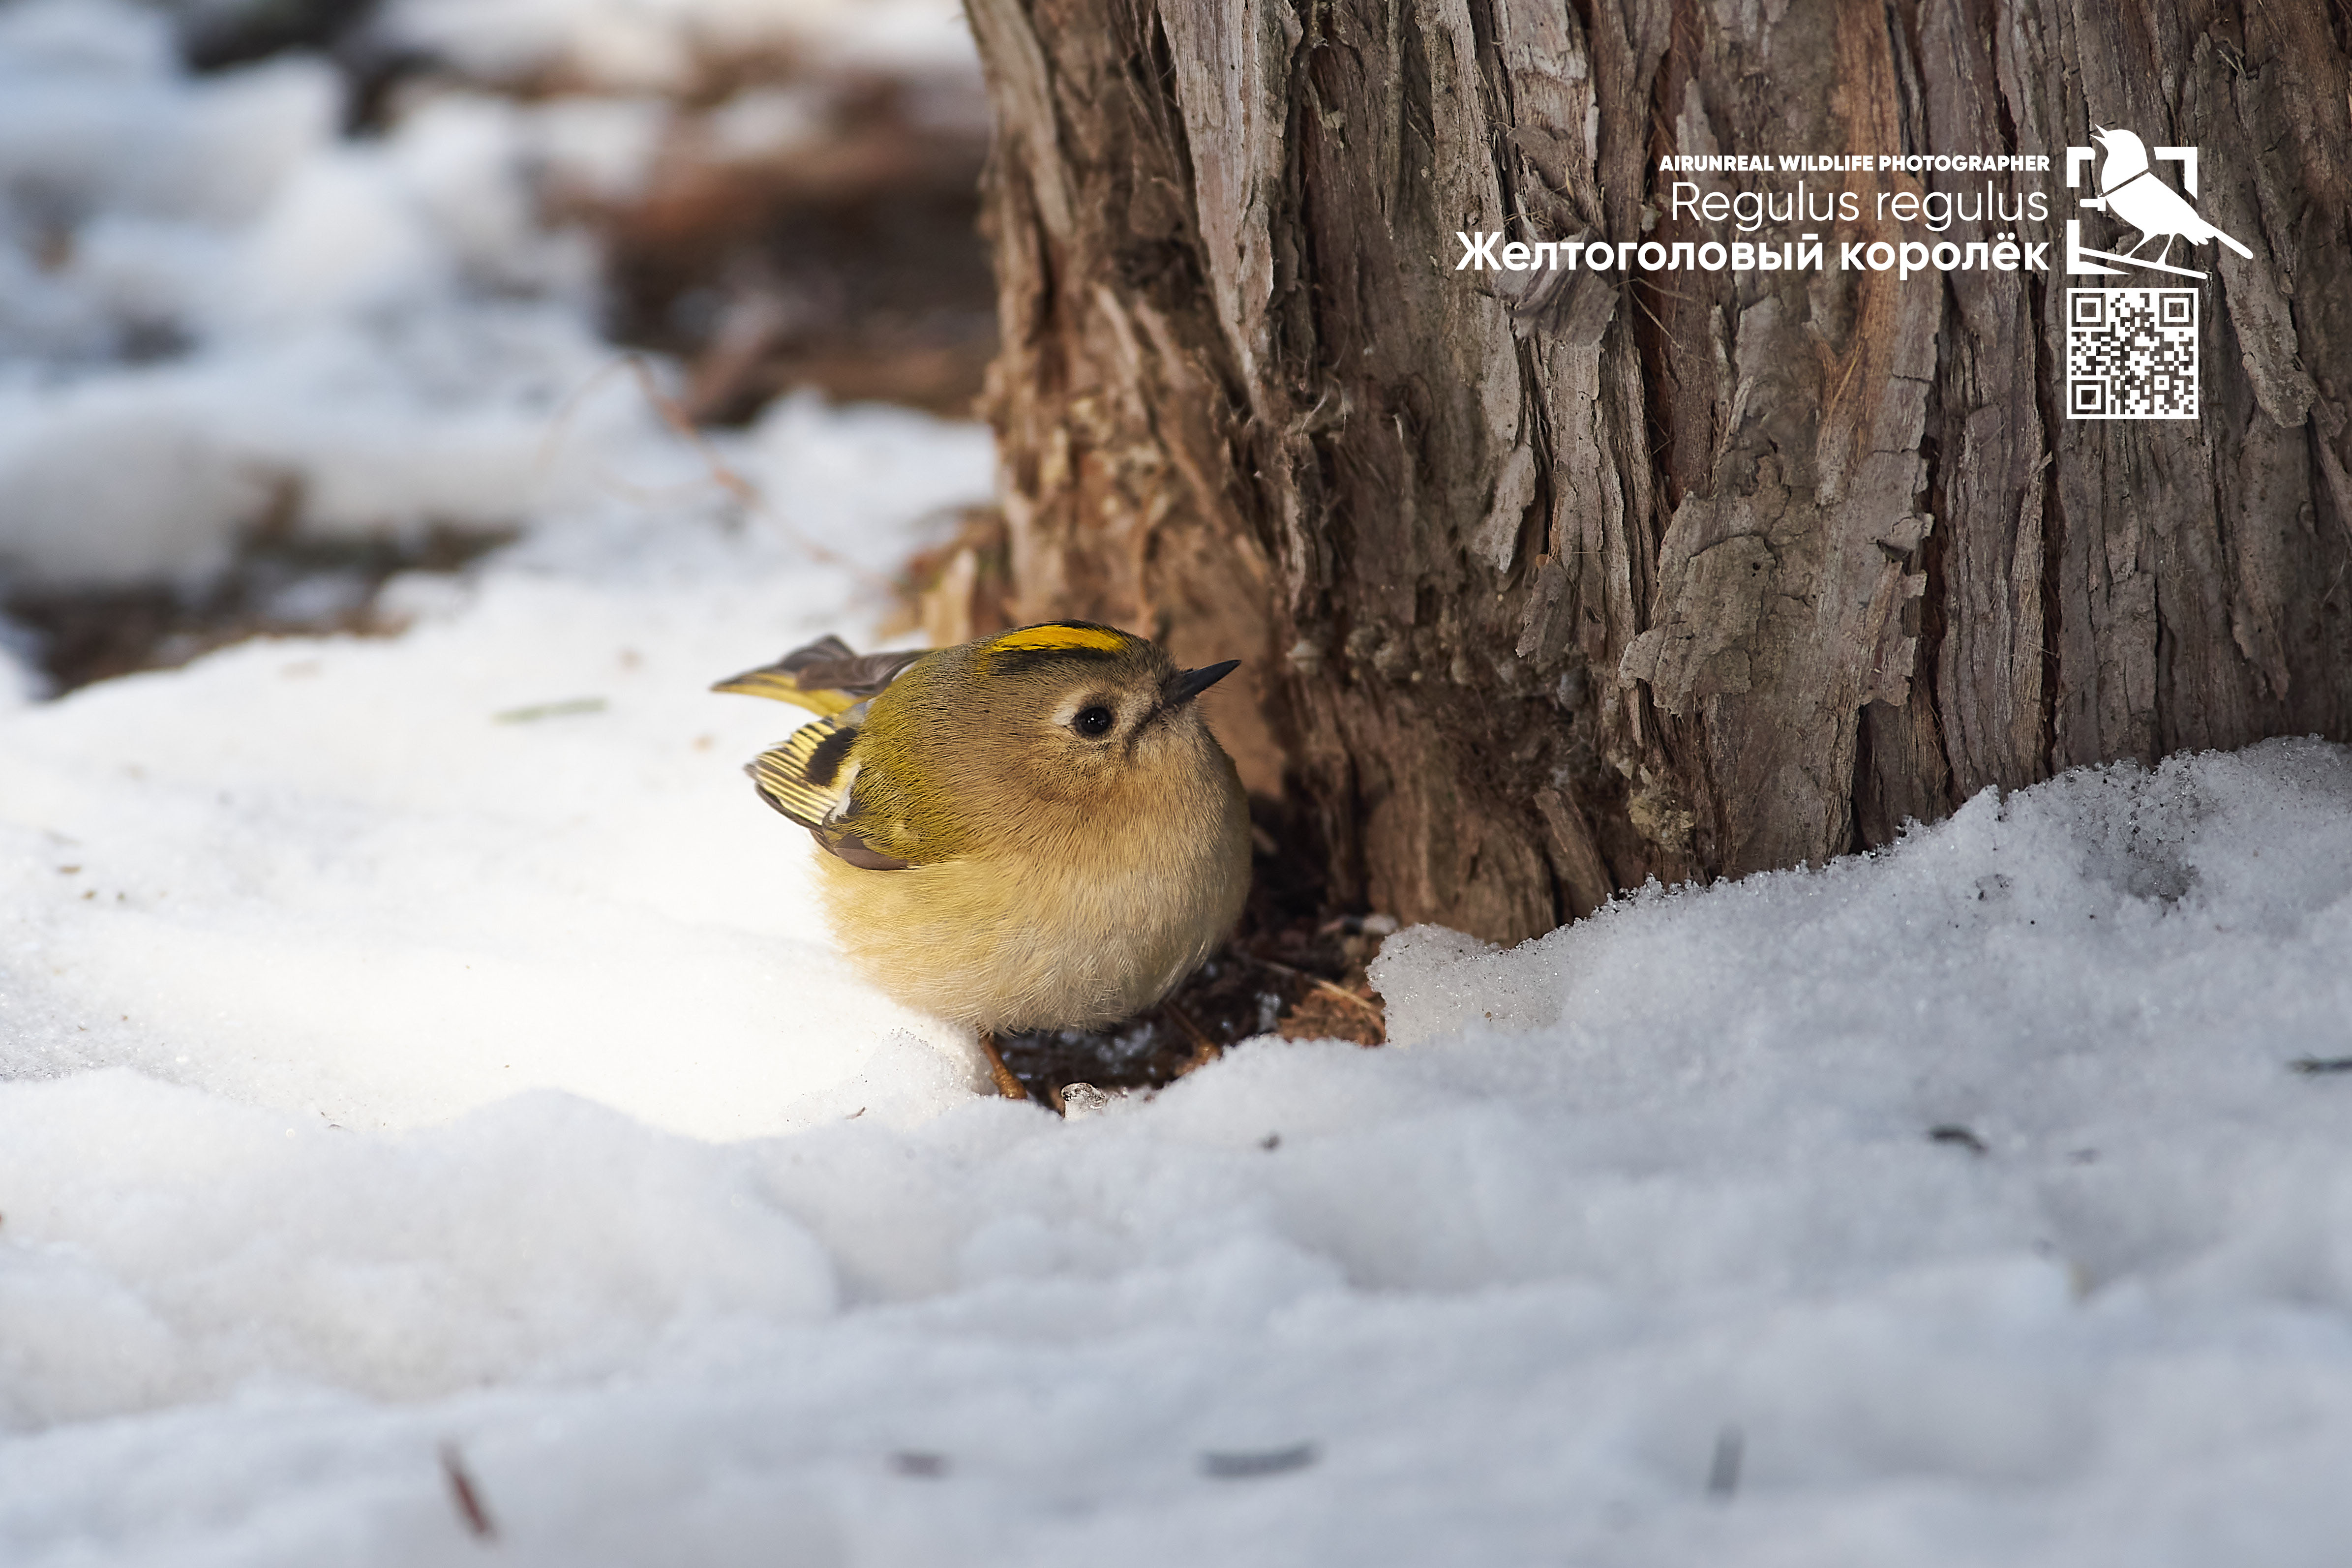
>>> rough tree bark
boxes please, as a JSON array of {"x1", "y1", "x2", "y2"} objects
[{"x1": 959, "y1": 0, "x2": 2352, "y2": 943}]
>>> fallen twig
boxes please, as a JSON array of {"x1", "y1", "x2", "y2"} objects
[
  {"x1": 439, "y1": 1442, "x2": 498, "y2": 1542},
  {"x1": 1706, "y1": 1425, "x2": 1743, "y2": 1499},
  {"x1": 1200, "y1": 1442, "x2": 1318, "y2": 1479}
]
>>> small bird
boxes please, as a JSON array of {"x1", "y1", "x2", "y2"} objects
[
  {"x1": 2084, "y1": 126, "x2": 2252, "y2": 267},
  {"x1": 715, "y1": 622, "x2": 1251, "y2": 1098}
]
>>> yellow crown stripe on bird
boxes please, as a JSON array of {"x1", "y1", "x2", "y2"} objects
[{"x1": 986, "y1": 622, "x2": 1133, "y2": 657}]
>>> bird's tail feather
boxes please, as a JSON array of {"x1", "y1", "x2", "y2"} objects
[{"x1": 713, "y1": 637, "x2": 926, "y2": 715}]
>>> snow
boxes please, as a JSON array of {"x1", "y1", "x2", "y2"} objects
[
  {"x1": 8, "y1": 737, "x2": 2352, "y2": 1562},
  {"x1": 0, "y1": 444, "x2": 995, "y2": 1139},
  {"x1": 378, "y1": 0, "x2": 984, "y2": 92},
  {"x1": 0, "y1": 0, "x2": 646, "y2": 594},
  {"x1": 7, "y1": 3, "x2": 2352, "y2": 1563}
]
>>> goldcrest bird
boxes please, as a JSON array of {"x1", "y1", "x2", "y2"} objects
[{"x1": 714, "y1": 622, "x2": 1251, "y2": 1077}]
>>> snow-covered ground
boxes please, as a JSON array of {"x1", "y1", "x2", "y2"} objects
[{"x1": 7, "y1": 3, "x2": 2352, "y2": 1564}]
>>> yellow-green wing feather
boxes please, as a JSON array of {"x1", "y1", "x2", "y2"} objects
[
  {"x1": 747, "y1": 713, "x2": 858, "y2": 830},
  {"x1": 747, "y1": 712, "x2": 935, "y2": 871},
  {"x1": 730, "y1": 638, "x2": 976, "y2": 872}
]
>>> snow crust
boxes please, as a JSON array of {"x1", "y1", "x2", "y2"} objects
[
  {"x1": 8, "y1": 713, "x2": 2352, "y2": 1563},
  {"x1": 0, "y1": 399, "x2": 998, "y2": 1139},
  {"x1": 6, "y1": 5, "x2": 2352, "y2": 1564}
]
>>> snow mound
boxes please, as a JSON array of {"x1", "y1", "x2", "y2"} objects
[
  {"x1": 5, "y1": 710, "x2": 2351, "y2": 1562},
  {"x1": 1378, "y1": 739, "x2": 2352, "y2": 1064},
  {"x1": 0, "y1": 1076, "x2": 835, "y2": 1427}
]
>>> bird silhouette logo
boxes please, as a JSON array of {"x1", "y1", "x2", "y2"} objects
[{"x1": 2066, "y1": 127, "x2": 2251, "y2": 279}]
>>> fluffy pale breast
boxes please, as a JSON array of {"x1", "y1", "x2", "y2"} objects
[{"x1": 816, "y1": 752, "x2": 1248, "y2": 1032}]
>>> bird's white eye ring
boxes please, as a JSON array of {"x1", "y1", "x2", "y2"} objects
[{"x1": 1073, "y1": 704, "x2": 1115, "y2": 738}]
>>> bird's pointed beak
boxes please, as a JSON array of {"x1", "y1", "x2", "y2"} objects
[{"x1": 1168, "y1": 660, "x2": 1240, "y2": 705}]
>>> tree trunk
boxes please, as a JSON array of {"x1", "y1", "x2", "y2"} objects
[{"x1": 961, "y1": 0, "x2": 2352, "y2": 944}]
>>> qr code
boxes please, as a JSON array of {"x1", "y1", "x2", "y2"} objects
[{"x1": 2067, "y1": 289, "x2": 2198, "y2": 419}]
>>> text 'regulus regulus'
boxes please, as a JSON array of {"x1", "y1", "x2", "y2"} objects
[{"x1": 714, "y1": 622, "x2": 1251, "y2": 1040}]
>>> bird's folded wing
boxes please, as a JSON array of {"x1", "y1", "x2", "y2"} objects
[
  {"x1": 746, "y1": 714, "x2": 854, "y2": 828},
  {"x1": 713, "y1": 636, "x2": 927, "y2": 716},
  {"x1": 747, "y1": 715, "x2": 920, "y2": 871}
]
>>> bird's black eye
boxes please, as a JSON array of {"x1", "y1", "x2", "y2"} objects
[{"x1": 1074, "y1": 704, "x2": 1115, "y2": 737}]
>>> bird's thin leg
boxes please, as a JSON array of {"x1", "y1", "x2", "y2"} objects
[
  {"x1": 2117, "y1": 231, "x2": 2152, "y2": 259},
  {"x1": 2155, "y1": 234, "x2": 2176, "y2": 267},
  {"x1": 978, "y1": 1033, "x2": 1030, "y2": 1101}
]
